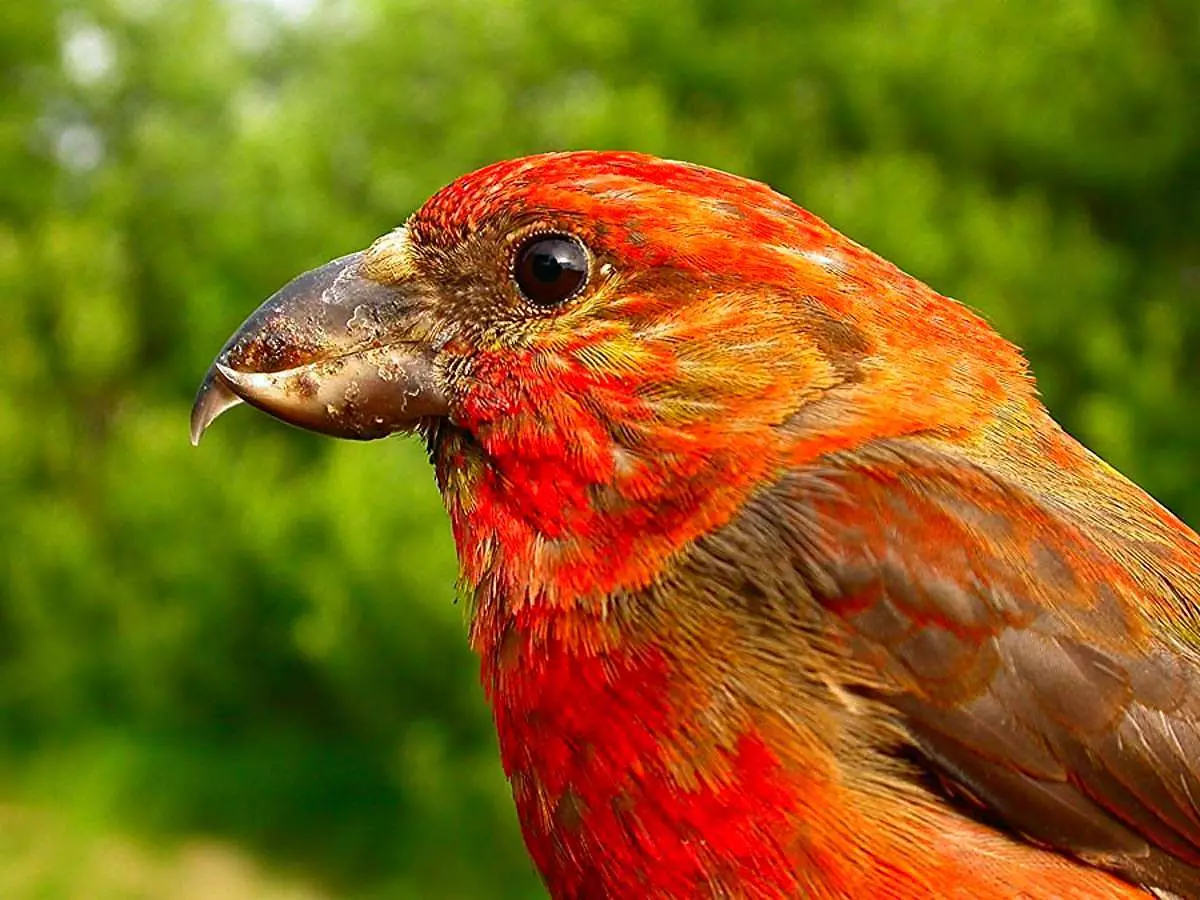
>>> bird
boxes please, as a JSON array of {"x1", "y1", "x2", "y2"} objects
[{"x1": 192, "y1": 151, "x2": 1200, "y2": 899}]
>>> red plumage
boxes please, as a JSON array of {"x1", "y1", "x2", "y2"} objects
[{"x1": 194, "y1": 152, "x2": 1200, "y2": 898}]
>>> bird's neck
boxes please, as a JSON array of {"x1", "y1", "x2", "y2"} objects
[
  {"x1": 434, "y1": 420, "x2": 829, "y2": 895},
  {"x1": 431, "y1": 405, "x2": 788, "y2": 615}
]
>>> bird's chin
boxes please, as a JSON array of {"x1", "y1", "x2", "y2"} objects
[{"x1": 189, "y1": 250, "x2": 449, "y2": 445}]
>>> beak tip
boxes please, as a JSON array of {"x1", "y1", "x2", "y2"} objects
[{"x1": 189, "y1": 369, "x2": 245, "y2": 447}]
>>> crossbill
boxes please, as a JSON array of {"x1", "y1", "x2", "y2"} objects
[{"x1": 194, "y1": 152, "x2": 1200, "y2": 899}]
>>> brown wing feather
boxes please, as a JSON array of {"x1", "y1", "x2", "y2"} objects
[{"x1": 784, "y1": 439, "x2": 1200, "y2": 896}]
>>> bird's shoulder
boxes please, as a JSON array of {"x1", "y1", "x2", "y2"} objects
[{"x1": 732, "y1": 432, "x2": 1200, "y2": 896}]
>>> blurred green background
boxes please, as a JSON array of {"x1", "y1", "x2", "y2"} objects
[{"x1": 2, "y1": 0, "x2": 1198, "y2": 896}]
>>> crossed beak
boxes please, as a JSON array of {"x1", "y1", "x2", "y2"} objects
[{"x1": 190, "y1": 247, "x2": 448, "y2": 445}]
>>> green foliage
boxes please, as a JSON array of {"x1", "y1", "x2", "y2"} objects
[{"x1": 1, "y1": 0, "x2": 1197, "y2": 896}]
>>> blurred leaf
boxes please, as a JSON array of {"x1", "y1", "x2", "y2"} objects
[{"x1": 0, "y1": 0, "x2": 1197, "y2": 897}]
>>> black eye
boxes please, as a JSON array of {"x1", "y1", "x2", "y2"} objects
[{"x1": 513, "y1": 234, "x2": 589, "y2": 306}]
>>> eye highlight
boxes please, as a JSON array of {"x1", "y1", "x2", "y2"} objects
[{"x1": 513, "y1": 234, "x2": 589, "y2": 307}]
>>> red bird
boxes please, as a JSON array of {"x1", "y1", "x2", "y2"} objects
[{"x1": 193, "y1": 152, "x2": 1200, "y2": 899}]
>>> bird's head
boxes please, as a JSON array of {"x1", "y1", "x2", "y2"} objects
[{"x1": 193, "y1": 151, "x2": 1030, "y2": 606}]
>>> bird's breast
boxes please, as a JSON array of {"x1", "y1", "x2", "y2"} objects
[
  {"x1": 473, "y1": 609, "x2": 1154, "y2": 899},
  {"x1": 477, "y1": 617, "x2": 813, "y2": 899}
]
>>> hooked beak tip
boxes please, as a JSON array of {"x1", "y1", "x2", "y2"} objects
[{"x1": 189, "y1": 369, "x2": 244, "y2": 446}]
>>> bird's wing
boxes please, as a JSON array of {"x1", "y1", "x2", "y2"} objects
[{"x1": 782, "y1": 439, "x2": 1200, "y2": 896}]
